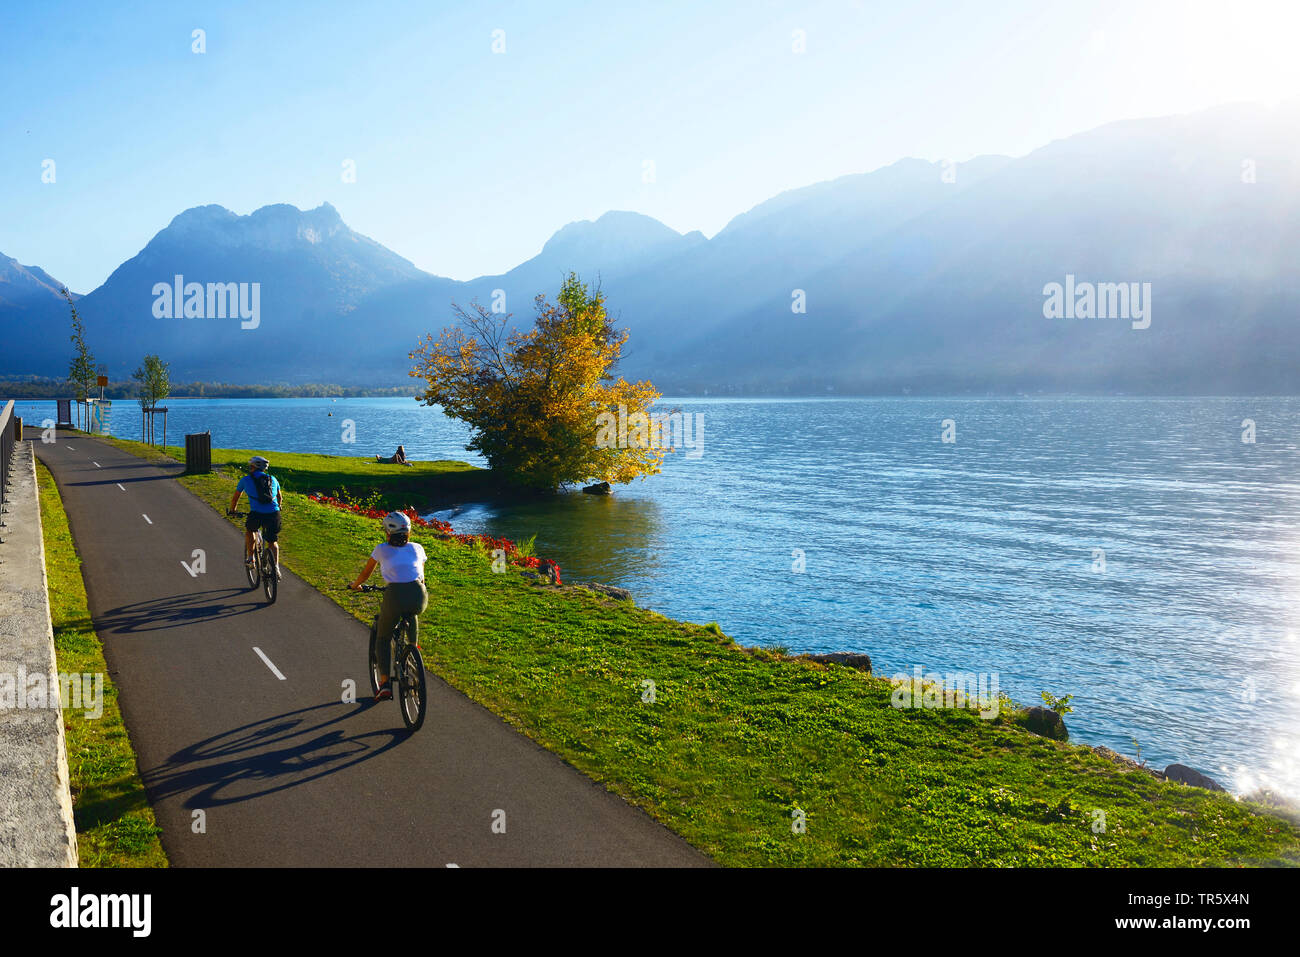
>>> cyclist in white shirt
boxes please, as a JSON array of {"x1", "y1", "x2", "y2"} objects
[{"x1": 349, "y1": 511, "x2": 428, "y2": 701}]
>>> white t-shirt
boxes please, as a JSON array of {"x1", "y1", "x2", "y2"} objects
[{"x1": 370, "y1": 542, "x2": 427, "y2": 584}]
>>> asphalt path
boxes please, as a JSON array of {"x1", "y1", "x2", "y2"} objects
[{"x1": 32, "y1": 429, "x2": 710, "y2": 867}]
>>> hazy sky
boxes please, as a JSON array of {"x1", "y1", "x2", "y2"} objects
[{"x1": 3, "y1": 0, "x2": 1299, "y2": 292}]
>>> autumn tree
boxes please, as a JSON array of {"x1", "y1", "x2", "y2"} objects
[{"x1": 410, "y1": 273, "x2": 663, "y2": 491}]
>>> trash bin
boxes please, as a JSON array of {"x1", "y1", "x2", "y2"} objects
[{"x1": 185, "y1": 431, "x2": 211, "y2": 474}]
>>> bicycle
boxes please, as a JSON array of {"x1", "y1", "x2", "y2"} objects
[
  {"x1": 356, "y1": 583, "x2": 427, "y2": 731},
  {"x1": 228, "y1": 510, "x2": 277, "y2": 604}
]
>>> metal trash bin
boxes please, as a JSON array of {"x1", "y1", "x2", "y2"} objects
[{"x1": 185, "y1": 431, "x2": 212, "y2": 474}]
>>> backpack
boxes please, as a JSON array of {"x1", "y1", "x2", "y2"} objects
[{"x1": 251, "y1": 471, "x2": 275, "y2": 504}]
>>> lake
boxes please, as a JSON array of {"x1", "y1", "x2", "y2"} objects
[{"x1": 15, "y1": 394, "x2": 1300, "y2": 799}]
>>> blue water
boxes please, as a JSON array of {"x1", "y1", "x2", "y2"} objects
[{"x1": 16, "y1": 395, "x2": 1300, "y2": 798}]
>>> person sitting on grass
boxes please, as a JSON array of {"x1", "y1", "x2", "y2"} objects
[
  {"x1": 349, "y1": 511, "x2": 428, "y2": 701},
  {"x1": 375, "y1": 444, "x2": 413, "y2": 466}
]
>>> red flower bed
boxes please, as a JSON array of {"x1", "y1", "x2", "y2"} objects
[{"x1": 307, "y1": 493, "x2": 561, "y2": 584}]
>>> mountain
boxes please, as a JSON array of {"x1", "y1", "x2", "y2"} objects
[
  {"x1": 634, "y1": 100, "x2": 1300, "y2": 393},
  {"x1": 5, "y1": 100, "x2": 1300, "y2": 392},
  {"x1": 0, "y1": 255, "x2": 79, "y2": 375}
]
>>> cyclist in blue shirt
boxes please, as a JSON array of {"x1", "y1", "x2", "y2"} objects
[{"x1": 227, "y1": 455, "x2": 284, "y2": 580}]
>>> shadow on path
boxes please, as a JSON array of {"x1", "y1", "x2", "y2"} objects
[
  {"x1": 98, "y1": 587, "x2": 266, "y2": 634},
  {"x1": 141, "y1": 701, "x2": 408, "y2": 808}
]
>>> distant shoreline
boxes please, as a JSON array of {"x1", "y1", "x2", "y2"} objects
[{"x1": 1, "y1": 380, "x2": 415, "y2": 400}]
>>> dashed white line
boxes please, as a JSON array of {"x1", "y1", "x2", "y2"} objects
[
  {"x1": 65, "y1": 445, "x2": 75, "y2": 450},
  {"x1": 115, "y1": 483, "x2": 125, "y2": 491},
  {"x1": 253, "y1": 647, "x2": 286, "y2": 681},
  {"x1": 142, "y1": 514, "x2": 152, "y2": 524}
]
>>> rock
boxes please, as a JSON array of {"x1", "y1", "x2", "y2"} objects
[
  {"x1": 582, "y1": 482, "x2": 612, "y2": 495},
  {"x1": 1089, "y1": 745, "x2": 1150, "y2": 772},
  {"x1": 1164, "y1": 764, "x2": 1225, "y2": 792},
  {"x1": 538, "y1": 560, "x2": 561, "y2": 585},
  {"x1": 1022, "y1": 706, "x2": 1069, "y2": 741},
  {"x1": 579, "y1": 582, "x2": 632, "y2": 601},
  {"x1": 803, "y1": 652, "x2": 872, "y2": 673}
]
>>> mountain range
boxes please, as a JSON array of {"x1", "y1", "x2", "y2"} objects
[{"x1": 5, "y1": 100, "x2": 1300, "y2": 394}]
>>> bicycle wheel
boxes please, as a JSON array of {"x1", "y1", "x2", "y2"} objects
[
  {"x1": 367, "y1": 623, "x2": 383, "y2": 697},
  {"x1": 397, "y1": 641, "x2": 427, "y2": 732},
  {"x1": 262, "y1": 548, "x2": 277, "y2": 603},
  {"x1": 245, "y1": 539, "x2": 260, "y2": 588}
]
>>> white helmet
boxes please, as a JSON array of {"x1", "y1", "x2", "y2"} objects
[
  {"x1": 383, "y1": 511, "x2": 412, "y2": 536},
  {"x1": 249, "y1": 455, "x2": 270, "y2": 470}
]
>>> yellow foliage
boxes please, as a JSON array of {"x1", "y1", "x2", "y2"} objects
[{"x1": 409, "y1": 274, "x2": 665, "y2": 491}]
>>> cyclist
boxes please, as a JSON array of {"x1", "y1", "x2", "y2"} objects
[
  {"x1": 349, "y1": 511, "x2": 428, "y2": 701},
  {"x1": 227, "y1": 455, "x2": 284, "y2": 580}
]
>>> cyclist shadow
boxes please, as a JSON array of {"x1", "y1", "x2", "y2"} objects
[
  {"x1": 97, "y1": 588, "x2": 264, "y2": 634},
  {"x1": 141, "y1": 701, "x2": 409, "y2": 809}
]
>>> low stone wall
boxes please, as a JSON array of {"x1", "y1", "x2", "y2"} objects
[{"x1": 0, "y1": 441, "x2": 78, "y2": 866}]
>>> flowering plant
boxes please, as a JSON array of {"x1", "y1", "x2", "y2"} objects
[{"x1": 307, "y1": 493, "x2": 560, "y2": 583}]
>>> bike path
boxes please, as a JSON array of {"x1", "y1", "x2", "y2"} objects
[{"x1": 32, "y1": 430, "x2": 710, "y2": 867}]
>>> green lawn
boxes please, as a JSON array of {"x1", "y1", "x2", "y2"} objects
[
  {"x1": 96, "y1": 435, "x2": 1300, "y2": 866},
  {"x1": 36, "y1": 460, "x2": 168, "y2": 867},
  {"x1": 98, "y1": 435, "x2": 498, "y2": 511}
]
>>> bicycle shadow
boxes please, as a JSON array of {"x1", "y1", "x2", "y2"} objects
[
  {"x1": 97, "y1": 587, "x2": 265, "y2": 634},
  {"x1": 139, "y1": 701, "x2": 408, "y2": 808},
  {"x1": 65, "y1": 473, "x2": 179, "y2": 487}
]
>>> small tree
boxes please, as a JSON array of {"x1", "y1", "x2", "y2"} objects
[
  {"x1": 64, "y1": 288, "x2": 96, "y2": 430},
  {"x1": 410, "y1": 273, "x2": 663, "y2": 492},
  {"x1": 133, "y1": 354, "x2": 170, "y2": 445}
]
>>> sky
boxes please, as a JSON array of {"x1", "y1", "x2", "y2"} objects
[{"x1": 3, "y1": 0, "x2": 1300, "y2": 293}]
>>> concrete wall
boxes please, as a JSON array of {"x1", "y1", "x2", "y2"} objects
[{"x1": 0, "y1": 441, "x2": 78, "y2": 866}]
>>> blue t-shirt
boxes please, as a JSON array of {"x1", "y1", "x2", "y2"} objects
[{"x1": 237, "y1": 472, "x2": 281, "y2": 512}]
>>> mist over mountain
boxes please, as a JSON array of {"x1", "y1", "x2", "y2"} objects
[{"x1": 5, "y1": 101, "x2": 1300, "y2": 393}]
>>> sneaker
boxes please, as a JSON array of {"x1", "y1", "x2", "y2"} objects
[
  {"x1": 375, "y1": 682, "x2": 393, "y2": 701},
  {"x1": 275, "y1": 564, "x2": 283, "y2": 580}
]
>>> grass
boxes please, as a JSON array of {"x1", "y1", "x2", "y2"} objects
[
  {"x1": 97, "y1": 435, "x2": 498, "y2": 512},
  {"x1": 91, "y1": 434, "x2": 1300, "y2": 866},
  {"x1": 35, "y1": 460, "x2": 168, "y2": 867}
]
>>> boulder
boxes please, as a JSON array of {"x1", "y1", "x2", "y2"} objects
[
  {"x1": 579, "y1": 582, "x2": 632, "y2": 601},
  {"x1": 803, "y1": 652, "x2": 872, "y2": 673},
  {"x1": 582, "y1": 482, "x2": 612, "y2": 495},
  {"x1": 1089, "y1": 745, "x2": 1149, "y2": 772},
  {"x1": 1022, "y1": 706, "x2": 1069, "y2": 741},
  {"x1": 1163, "y1": 764, "x2": 1225, "y2": 793}
]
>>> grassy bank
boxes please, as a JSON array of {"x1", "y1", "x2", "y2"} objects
[
  {"x1": 100, "y1": 435, "x2": 1300, "y2": 865},
  {"x1": 98, "y1": 436, "x2": 498, "y2": 512},
  {"x1": 35, "y1": 460, "x2": 168, "y2": 867}
]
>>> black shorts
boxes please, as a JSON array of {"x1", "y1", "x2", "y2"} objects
[{"x1": 245, "y1": 510, "x2": 282, "y2": 543}]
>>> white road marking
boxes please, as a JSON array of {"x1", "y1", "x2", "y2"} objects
[
  {"x1": 181, "y1": 561, "x2": 198, "y2": 578},
  {"x1": 93, "y1": 461, "x2": 101, "y2": 468},
  {"x1": 142, "y1": 514, "x2": 152, "y2": 524},
  {"x1": 65, "y1": 445, "x2": 75, "y2": 450},
  {"x1": 253, "y1": 647, "x2": 286, "y2": 681},
  {"x1": 115, "y1": 483, "x2": 125, "y2": 491}
]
